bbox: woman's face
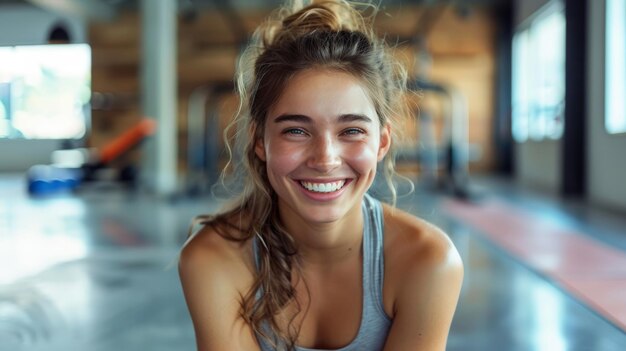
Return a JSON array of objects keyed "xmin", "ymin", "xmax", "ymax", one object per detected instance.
[{"xmin": 255, "ymin": 69, "xmax": 390, "ymax": 224}]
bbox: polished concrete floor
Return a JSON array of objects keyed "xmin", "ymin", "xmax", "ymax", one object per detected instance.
[{"xmin": 1, "ymin": 173, "xmax": 625, "ymax": 351}]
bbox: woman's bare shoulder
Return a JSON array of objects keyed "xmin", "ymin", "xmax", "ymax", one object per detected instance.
[
  {"xmin": 381, "ymin": 204, "xmax": 463, "ymax": 349},
  {"xmin": 179, "ymin": 216, "xmax": 256, "ymax": 289},
  {"xmin": 382, "ymin": 204, "xmax": 459, "ymax": 269},
  {"xmin": 178, "ymin": 218, "xmax": 261, "ymax": 350}
]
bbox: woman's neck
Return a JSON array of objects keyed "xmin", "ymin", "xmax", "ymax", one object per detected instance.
[{"xmin": 278, "ymin": 200, "xmax": 364, "ymax": 267}]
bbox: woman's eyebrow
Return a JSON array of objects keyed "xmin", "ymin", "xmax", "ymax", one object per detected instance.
[
  {"xmin": 338, "ymin": 114, "xmax": 372, "ymax": 123},
  {"xmin": 274, "ymin": 113, "xmax": 372, "ymax": 124},
  {"xmin": 273, "ymin": 113, "xmax": 372, "ymax": 123},
  {"xmin": 273, "ymin": 114, "xmax": 311, "ymax": 123}
]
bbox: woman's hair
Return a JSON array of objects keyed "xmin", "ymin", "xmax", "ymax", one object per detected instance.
[{"xmin": 192, "ymin": 1, "xmax": 411, "ymax": 349}]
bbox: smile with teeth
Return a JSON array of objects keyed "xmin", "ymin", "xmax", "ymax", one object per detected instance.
[{"xmin": 299, "ymin": 180, "xmax": 346, "ymax": 193}]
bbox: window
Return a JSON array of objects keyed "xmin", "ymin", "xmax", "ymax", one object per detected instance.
[
  {"xmin": 605, "ymin": 0, "xmax": 626, "ymax": 134},
  {"xmin": 0, "ymin": 44, "xmax": 91, "ymax": 139},
  {"xmin": 512, "ymin": 0, "xmax": 565, "ymax": 142}
]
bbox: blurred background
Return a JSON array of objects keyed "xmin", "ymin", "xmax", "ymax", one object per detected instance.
[{"xmin": 0, "ymin": 0, "xmax": 625, "ymax": 350}]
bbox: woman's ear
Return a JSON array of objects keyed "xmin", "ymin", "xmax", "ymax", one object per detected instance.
[
  {"xmin": 377, "ymin": 124, "xmax": 391, "ymax": 161},
  {"xmin": 255, "ymin": 137, "xmax": 266, "ymax": 161},
  {"xmin": 250, "ymin": 121, "xmax": 266, "ymax": 161}
]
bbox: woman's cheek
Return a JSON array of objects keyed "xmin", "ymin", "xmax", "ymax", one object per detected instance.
[
  {"xmin": 345, "ymin": 142, "xmax": 378, "ymax": 174},
  {"xmin": 266, "ymin": 141, "xmax": 307, "ymax": 173}
]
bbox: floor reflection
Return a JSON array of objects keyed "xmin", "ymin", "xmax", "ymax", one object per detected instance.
[
  {"xmin": 530, "ymin": 282, "xmax": 566, "ymax": 351},
  {"xmin": 0, "ymin": 197, "xmax": 89, "ymax": 284}
]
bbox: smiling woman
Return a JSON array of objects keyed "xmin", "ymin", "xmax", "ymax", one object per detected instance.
[{"xmin": 178, "ymin": 1, "xmax": 464, "ymax": 351}]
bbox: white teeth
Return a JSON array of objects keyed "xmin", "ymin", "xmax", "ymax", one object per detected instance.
[{"xmin": 300, "ymin": 180, "xmax": 346, "ymax": 193}]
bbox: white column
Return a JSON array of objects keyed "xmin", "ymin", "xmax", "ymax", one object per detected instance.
[{"xmin": 140, "ymin": 0, "xmax": 177, "ymax": 196}]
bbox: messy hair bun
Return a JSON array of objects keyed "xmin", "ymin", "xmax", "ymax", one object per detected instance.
[{"xmin": 262, "ymin": 0, "xmax": 372, "ymax": 46}]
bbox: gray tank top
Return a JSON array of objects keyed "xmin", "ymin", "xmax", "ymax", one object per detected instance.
[{"xmin": 253, "ymin": 193, "xmax": 391, "ymax": 351}]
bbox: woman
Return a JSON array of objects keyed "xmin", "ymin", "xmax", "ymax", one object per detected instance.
[{"xmin": 179, "ymin": 1, "xmax": 464, "ymax": 350}]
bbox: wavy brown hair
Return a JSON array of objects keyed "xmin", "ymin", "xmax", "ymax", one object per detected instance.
[{"xmin": 190, "ymin": 1, "xmax": 412, "ymax": 349}]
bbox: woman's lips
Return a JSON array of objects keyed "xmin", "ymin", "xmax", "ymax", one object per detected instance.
[
  {"xmin": 299, "ymin": 179, "xmax": 346, "ymax": 193},
  {"xmin": 293, "ymin": 178, "xmax": 354, "ymax": 201}
]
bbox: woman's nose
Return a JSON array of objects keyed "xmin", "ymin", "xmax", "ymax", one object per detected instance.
[{"xmin": 307, "ymin": 135, "xmax": 341, "ymax": 172}]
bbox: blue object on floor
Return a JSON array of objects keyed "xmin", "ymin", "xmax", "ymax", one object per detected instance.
[{"xmin": 26, "ymin": 165, "xmax": 83, "ymax": 195}]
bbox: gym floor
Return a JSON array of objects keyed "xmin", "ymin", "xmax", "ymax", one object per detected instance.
[{"xmin": 1, "ymin": 173, "xmax": 625, "ymax": 351}]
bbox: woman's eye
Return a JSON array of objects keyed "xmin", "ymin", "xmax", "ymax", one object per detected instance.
[
  {"xmin": 342, "ymin": 128, "xmax": 365, "ymax": 136},
  {"xmin": 283, "ymin": 128, "xmax": 307, "ymax": 136}
]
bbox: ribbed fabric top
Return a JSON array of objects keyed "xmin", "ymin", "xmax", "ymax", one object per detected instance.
[{"xmin": 253, "ymin": 193, "xmax": 391, "ymax": 351}]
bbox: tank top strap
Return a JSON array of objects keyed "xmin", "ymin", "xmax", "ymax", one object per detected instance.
[
  {"xmin": 361, "ymin": 193, "xmax": 389, "ymax": 321},
  {"xmin": 252, "ymin": 234, "xmax": 264, "ymax": 300},
  {"xmin": 252, "ymin": 233, "xmax": 260, "ymax": 268}
]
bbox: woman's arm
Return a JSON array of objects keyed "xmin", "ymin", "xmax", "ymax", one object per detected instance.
[
  {"xmin": 383, "ymin": 217, "xmax": 464, "ymax": 351},
  {"xmin": 179, "ymin": 229, "xmax": 261, "ymax": 351}
]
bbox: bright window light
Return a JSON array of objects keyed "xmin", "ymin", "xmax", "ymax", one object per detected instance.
[
  {"xmin": 512, "ymin": 0, "xmax": 565, "ymax": 142},
  {"xmin": 0, "ymin": 44, "xmax": 91, "ymax": 139},
  {"xmin": 605, "ymin": 0, "xmax": 626, "ymax": 134}
]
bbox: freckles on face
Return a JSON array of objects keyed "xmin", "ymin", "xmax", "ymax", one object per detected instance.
[
  {"xmin": 261, "ymin": 69, "xmax": 383, "ymax": 178},
  {"xmin": 256, "ymin": 68, "xmax": 389, "ymax": 224},
  {"xmin": 262, "ymin": 137, "xmax": 308, "ymax": 176},
  {"xmin": 345, "ymin": 142, "xmax": 378, "ymax": 164}
]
